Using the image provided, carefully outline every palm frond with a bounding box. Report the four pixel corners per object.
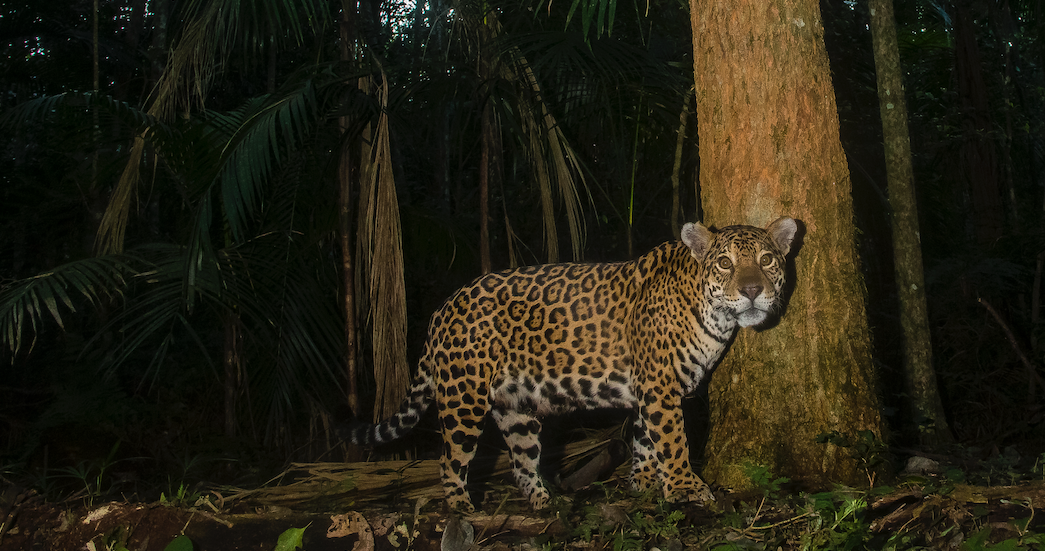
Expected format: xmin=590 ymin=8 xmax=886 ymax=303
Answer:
xmin=97 ymin=0 xmax=324 ymax=255
xmin=510 ymin=49 xmax=590 ymax=262
xmin=355 ymin=68 xmax=410 ymax=422
xmin=210 ymin=83 xmax=320 ymax=242
xmin=0 ymin=255 xmax=139 ymax=355
xmin=564 ymin=0 xmax=618 ymax=40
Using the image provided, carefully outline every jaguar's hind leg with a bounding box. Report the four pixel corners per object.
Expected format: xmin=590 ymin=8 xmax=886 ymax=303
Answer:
xmin=491 ymin=407 xmax=551 ymax=509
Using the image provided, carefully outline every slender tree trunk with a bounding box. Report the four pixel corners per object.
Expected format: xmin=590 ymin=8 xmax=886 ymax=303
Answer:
xmin=691 ymin=0 xmax=883 ymax=489
xmin=92 ymin=0 xmax=99 ymax=93
xmin=670 ymin=90 xmax=692 ymax=239
xmin=954 ymin=3 xmax=1003 ymax=246
xmin=338 ymin=145 xmax=360 ymax=418
xmin=1028 ymin=1 xmax=1045 ymax=332
xmin=479 ymin=108 xmax=493 ymax=274
xmin=340 ymin=0 xmax=360 ymax=417
xmin=148 ymin=0 xmax=170 ymax=84
xmin=477 ymin=15 xmax=500 ymax=275
xmin=869 ymin=0 xmax=951 ymax=447
xmin=223 ymin=312 xmax=243 ymax=438
xmin=89 ymin=0 xmax=102 ymax=255
xmin=116 ymin=0 xmax=147 ymax=101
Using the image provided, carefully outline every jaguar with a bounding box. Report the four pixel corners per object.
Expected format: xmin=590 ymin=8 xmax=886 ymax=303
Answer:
xmin=349 ymin=217 xmax=798 ymax=512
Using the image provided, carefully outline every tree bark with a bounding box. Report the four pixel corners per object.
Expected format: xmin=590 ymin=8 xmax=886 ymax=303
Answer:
xmin=868 ymin=0 xmax=951 ymax=447
xmin=953 ymin=3 xmax=1003 ymax=246
xmin=690 ymin=0 xmax=883 ymax=489
xmin=670 ymin=90 xmax=692 ymax=239
xmin=340 ymin=0 xmax=360 ymax=417
xmin=223 ymin=312 xmax=243 ymax=438
xmin=477 ymin=14 xmax=501 ymax=275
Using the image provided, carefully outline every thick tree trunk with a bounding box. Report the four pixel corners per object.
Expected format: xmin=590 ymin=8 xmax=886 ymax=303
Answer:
xmin=690 ymin=0 xmax=882 ymax=489
xmin=868 ymin=0 xmax=951 ymax=447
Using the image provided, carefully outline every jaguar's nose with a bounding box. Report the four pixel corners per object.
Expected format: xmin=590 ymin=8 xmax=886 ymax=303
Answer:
xmin=740 ymin=284 xmax=763 ymax=300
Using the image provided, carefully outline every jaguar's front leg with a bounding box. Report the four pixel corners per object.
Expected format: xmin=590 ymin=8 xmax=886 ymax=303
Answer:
xmin=636 ymin=390 xmax=715 ymax=504
xmin=629 ymin=410 xmax=658 ymax=492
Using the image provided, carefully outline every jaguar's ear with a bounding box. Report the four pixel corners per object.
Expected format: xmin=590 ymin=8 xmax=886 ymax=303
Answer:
xmin=766 ymin=217 xmax=798 ymax=257
xmin=681 ymin=222 xmax=714 ymax=259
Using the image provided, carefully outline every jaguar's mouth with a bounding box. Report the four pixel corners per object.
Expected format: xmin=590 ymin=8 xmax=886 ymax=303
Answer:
xmin=734 ymin=305 xmax=769 ymax=327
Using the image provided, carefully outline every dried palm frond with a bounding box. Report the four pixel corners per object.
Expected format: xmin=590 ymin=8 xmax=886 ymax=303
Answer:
xmin=223 ymin=434 xmax=622 ymax=507
xmin=506 ymin=35 xmax=589 ymax=263
xmin=355 ymin=66 xmax=410 ymax=422
xmin=96 ymin=0 xmax=321 ymax=254
xmin=453 ymin=9 xmax=590 ymax=264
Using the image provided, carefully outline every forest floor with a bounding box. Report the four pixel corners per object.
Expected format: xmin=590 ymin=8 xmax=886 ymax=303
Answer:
xmin=2 ymin=448 xmax=1044 ymax=551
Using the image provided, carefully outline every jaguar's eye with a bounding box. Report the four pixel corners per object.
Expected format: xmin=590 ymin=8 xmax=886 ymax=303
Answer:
xmin=717 ymin=256 xmax=733 ymax=270
xmin=760 ymin=254 xmax=774 ymax=267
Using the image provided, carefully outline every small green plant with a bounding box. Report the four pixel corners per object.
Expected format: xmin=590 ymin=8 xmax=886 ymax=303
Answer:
xmin=607 ymin=500 xmax=686 ymax=550
xmin=159 ymin=482 xmax=203 ymax=508
xmin=982 ymin=446 xmax=1023 ymax=486
xmin=56 ymin=441 xmax=124 ymax=506
xmin=1033 ymin=452 xmax=1045 ymax=481
xmin=816 ymin=429 xmax=887 ymax=488
xmin=799 ymin=491 xmax=870 ymax=550
xmin=739 ymin=460 xmax=790 ymax=497
xmin=91 ymin=525 xmax=131 ymax=551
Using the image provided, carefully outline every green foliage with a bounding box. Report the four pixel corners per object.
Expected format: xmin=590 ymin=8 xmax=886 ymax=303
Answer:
xmin=798 ymin=492 xmax=871 ymax=550
xmin=816 ymin=430 xmax=888 ymax=487
xmin=163 ymin=535 xmax=195 ymax=551
xmin=961 ymin=525 xmax=1042 ymax=551
xmin=738 ymin=461 xmax=790 ymax=497
xmin=273 ymin=525 xmax=308 ymax=551
xmin=604 ymin=502 xmax=686 ymax=551
xmin=55 ymin=441 xmax=123 ymax=507
xmin=0 ymin=255 xmax=139 ymax=355
xmin=159 ymin=483 xmax=203 ymax=508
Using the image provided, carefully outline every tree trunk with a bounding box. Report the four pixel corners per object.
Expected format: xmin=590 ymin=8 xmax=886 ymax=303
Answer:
xmin=338 ymin=144 xmax=360 ymax=418
xmin=868 ymin=0 xmax=951 ymax=447
xmin=670 ymin=90 xmax=692 ymax=239
xmin=953 ymin=3 xmax=1003 ymax=246
xmin=223 ymin=312 xmax=243 ymax=438
xmin=340 ymin=0 xmax=361 ymax=418
xmin=477 ymin=15 xmax=501 ymax=275
xmin=690 ymin=0 xmax=883 ymax=489
xmin=479 ymin=105 xmax=493 ymax=275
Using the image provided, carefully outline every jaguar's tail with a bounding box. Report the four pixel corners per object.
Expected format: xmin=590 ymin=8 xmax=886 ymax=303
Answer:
xmin=346 ymin=367 xmax=434 ymax=445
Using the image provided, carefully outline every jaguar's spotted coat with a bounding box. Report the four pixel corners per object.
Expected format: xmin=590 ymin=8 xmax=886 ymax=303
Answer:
xmin=349 ymin=217 xmax=798 ymax=512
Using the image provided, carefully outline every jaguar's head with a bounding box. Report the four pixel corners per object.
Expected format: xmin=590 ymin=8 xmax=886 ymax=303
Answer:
xmin=682 ymin=217 xmax=798 ymax=327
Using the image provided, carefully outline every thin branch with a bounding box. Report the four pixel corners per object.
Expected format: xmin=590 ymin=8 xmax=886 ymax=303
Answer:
xmin=978 ymin=297 xmax=1045 ymax=404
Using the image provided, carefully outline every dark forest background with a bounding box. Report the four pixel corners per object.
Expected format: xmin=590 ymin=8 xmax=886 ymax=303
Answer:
xmin=1 ymin=0 xmax=1043 ymax=499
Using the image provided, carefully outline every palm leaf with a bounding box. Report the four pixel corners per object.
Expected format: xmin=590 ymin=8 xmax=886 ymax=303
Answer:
xmin=0 ymin=255 xmax=139 ymax=355
xmin=357 ymin=69 xmax=411 ymax=422
xmin=97 ymin=0 xmax=324 ymax=254
xmin=209 ymin=82 xmax=320 ymax=242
